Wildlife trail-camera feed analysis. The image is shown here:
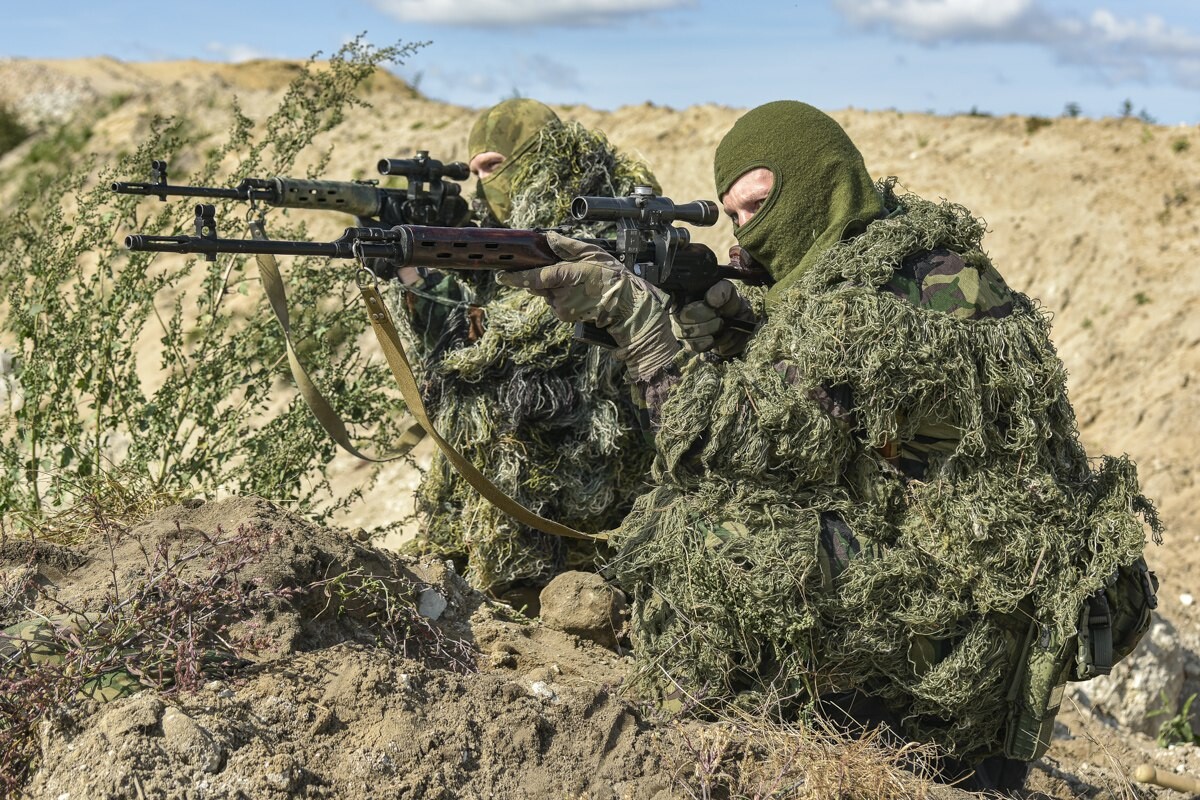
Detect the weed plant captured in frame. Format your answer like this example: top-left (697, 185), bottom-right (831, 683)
top-left (0, 38), bottom-right (421, 528)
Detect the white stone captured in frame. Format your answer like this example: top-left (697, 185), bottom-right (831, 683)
top-left (417, 588), bottom-right (447, 620)
top-left (1068, 614), bottom-right (1185, 737)
top-left (1180, 593), bottom-right (1194, 607)
top-left (529, 681), bottom-right (558, 703)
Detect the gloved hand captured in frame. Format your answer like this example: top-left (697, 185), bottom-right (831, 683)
top-left (496, 232), bottom-right (680, 379)
top-left (670, 279), bottom-right (757, 358)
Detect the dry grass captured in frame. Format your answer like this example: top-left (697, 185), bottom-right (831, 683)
top-left (0, 467), bottom-right (181, 546)
top-left (665, 706), bottom-right (944, 800)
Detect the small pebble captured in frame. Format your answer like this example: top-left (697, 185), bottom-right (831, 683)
top-left (529, 681), bottom-right (558, 703)
top-left (1181, 593), bottom-right (1195, 607)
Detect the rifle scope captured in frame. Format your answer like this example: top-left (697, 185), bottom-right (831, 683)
top-left (571, 193), bottom-right (719, 227)
top-left (378, 157), bottom-right (471, 181)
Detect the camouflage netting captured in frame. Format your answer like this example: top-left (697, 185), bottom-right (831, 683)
top-left (390, 120), bottom-right (660, 592)
top-left (503, 119), bottom-right (660, 233)
top-left (610, 184), bottom-right (1162, 759)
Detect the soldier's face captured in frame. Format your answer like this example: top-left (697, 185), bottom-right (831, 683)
top-left (720, 168), bottom-right (774, 228)
top-left (470, 151), bottom-right (506, 179)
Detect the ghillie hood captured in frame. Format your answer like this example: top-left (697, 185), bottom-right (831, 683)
top-left (468, 98), bottom-right (561, 225)
top-left (502, 118), bottom-right (660, 232)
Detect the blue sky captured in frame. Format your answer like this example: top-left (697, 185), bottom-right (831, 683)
top-left (4, 1), bottom-right (1198, 124)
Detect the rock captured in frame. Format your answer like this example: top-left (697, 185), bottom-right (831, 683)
top-left (263, 753), bottom-right (301, 792)
top-left (417, 588), bottom-right (448, 620)
top-left (529, 680), bottom-right (558, 703)
top-left (161, 706), bottom-right (224, 773)
top-left (538, 571), bottom-right (627, 650)
top-left (1069, 613), bottom-right (1186, 736)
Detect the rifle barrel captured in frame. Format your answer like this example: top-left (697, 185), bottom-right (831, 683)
top-left (124, 232), bottom-right (402, 261)
top-left (123, 224), bottom-right (772, 286)
top-left (111, 181), bottom-right (250, 200)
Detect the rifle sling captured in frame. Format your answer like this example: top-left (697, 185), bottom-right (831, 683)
top-left (356, 275), bottom-right (606, 543)
top-left (251, 221), bottom-right (425, 463)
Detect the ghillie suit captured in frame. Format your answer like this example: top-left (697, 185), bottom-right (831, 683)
top-left (611, 103), bottom-right (1160, 763)
top-left (389, 102), bottom-right (659, 592)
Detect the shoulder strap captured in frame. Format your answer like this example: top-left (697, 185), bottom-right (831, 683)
top-left (251, 220), bottom-right (424, 462)
top-left (356, 269), bottom-right (605, 543)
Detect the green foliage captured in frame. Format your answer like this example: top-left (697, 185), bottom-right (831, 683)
top-left (1025, 116), bottom-right (1053, 135)
top-left (1063, 102), bottom-right (1082, 119)
top-left (1134, 291), bottom-right (1151, 306)
top-left (315, 567), bottom-right (475, 666)
top-left (1172, 137), bottom-right (1191, 154)
top-left (0, 103), bottom-right (30, 157)
top-left (1149, 692), bottom-right (1199, 747)
top-left (0, 37), bottom-right (423, 527)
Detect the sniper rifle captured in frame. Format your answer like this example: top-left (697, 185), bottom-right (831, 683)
top-left (124, 187), bottom-right (770, 346)
top-left (112, 150), bottom-right (472, 227)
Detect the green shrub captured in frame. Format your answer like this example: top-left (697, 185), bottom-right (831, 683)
top-left (0, 103), bottom-right (30, 157)
top-left (1149, 692), bottom-right (1199, 747)
top-left (1025, 116), bottom-right (1053, 135)
top-left (0, 37), bottom-right (423, 527)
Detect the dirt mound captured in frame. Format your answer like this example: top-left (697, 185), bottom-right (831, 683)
top-left (3, 497), bottom-right (1186, 799)
top-left (30, 646), bottom-right (668, 800)
top-left (5, 498), bottom-right (680, 799)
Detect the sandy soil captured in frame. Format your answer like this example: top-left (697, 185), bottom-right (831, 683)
top-left (1, 56), bottom-right (1198, 798)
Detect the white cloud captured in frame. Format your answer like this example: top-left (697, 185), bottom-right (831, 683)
top-left (205, 42), bottom-right (273, 63)
top-left (1086, 10), bottom-right (1200, 58)
top-left (833, 0), bottom-right (1200, 89)
top-left (370, 0), bottom-right (695, 27)
top-left (835, 0), bottom-right (1034, 42)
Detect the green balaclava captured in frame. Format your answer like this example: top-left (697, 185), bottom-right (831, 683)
top-left (468, 98), bottom-right (561, 225)
top-left (713, 101), bottom-right (884, 304)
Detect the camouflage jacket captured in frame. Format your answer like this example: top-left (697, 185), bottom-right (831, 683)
top-left (639, 246), bottom-right (1017, 480)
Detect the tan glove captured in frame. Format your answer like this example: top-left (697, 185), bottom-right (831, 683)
top-left (671, 279), bottom-right (757, 358)
top-left (497, 232), bottom-right (680, 379)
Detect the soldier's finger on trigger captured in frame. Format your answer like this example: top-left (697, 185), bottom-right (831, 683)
top-left (718, 292), bottom-right (748, 318)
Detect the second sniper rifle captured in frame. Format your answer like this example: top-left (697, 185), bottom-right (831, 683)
top-left (125, 187), bottom-right (770, 346)
top-left (112, 151), bottom-right (473, 227)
